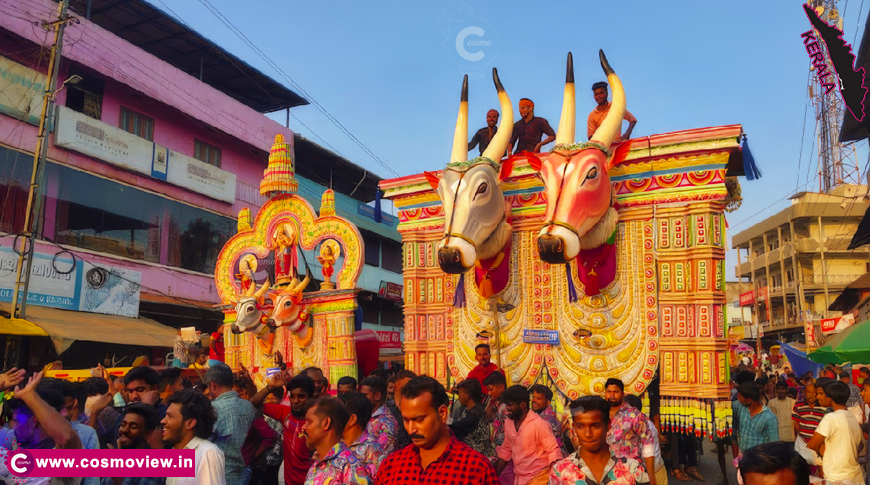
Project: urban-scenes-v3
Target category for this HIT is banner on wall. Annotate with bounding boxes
[0,55,46,125]
[0,242,141,317]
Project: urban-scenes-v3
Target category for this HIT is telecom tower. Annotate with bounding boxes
[810,0,860,192]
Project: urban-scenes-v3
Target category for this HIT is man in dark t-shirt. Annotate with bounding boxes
[509,98,555,155]
[469,109,499,155]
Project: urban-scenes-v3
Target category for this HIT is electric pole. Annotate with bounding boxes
[11,0,72,320]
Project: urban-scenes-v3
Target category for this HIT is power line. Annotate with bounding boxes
[179,0,400,177]
[730,181,814,230]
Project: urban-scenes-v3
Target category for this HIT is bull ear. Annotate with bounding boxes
[607,140,632,170]
[498,157,515,181]
[424,171,440,191]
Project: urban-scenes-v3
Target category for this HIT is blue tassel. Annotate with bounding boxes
[374,189,383,223]
[565,263,578,302]
[454,273,466,308]
[741,134,762,181]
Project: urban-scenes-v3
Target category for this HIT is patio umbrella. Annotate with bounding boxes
[734,342,754,353]
[809,318,870,365]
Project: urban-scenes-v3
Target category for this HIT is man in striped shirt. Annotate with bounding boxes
[792,382,825,468]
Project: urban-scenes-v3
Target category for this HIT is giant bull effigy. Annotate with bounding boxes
[380,51,743,438]
[214,134,363,389]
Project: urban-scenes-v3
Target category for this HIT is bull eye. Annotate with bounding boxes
[284,301,293,308]
[246,306,254,314]
[585,167,599,182]
[474,182,487,199]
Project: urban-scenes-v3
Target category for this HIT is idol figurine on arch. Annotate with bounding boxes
[317,239,340,290]
[271,222,299,286]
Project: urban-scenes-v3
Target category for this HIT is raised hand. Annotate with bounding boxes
[0,368,26,392]
[14,371,44,401]
[269,373,286,391]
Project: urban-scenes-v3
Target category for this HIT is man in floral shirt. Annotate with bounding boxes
[530,384,568,456]
[301,396,372,485]
[550,397,649,485]
[340,391,387,480]
[360,376,399,456]
[484,371,513,485]
[604,379,658,485]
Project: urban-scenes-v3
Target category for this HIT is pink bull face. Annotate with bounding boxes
[536,148,612,264]
[270,292,308,333]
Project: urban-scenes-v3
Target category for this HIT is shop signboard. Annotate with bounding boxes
[0,55,46,125]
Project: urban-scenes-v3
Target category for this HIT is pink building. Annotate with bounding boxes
[0,0,393,370]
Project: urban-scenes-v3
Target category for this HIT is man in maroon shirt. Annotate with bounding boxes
[508,98,555,155]
[375,376,498,485]
[251,373,315,485]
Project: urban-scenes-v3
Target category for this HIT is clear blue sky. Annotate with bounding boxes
[162,0,869,279]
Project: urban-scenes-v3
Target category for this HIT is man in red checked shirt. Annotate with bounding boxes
[375,376,498,485]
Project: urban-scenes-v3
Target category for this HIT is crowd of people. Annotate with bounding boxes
[1,343,859,485]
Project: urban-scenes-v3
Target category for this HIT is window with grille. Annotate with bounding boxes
[194,139,222,167]
[120,107,154,141]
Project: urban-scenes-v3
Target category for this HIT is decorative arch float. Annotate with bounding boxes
[380,51,746,439]
[214,134,364,389]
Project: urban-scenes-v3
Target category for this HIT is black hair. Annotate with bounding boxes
[456,379,483,404]
[823,381,850,406]
[604,378,624,392]
[124,367,159,387]
[501,385,530,406]
[591,81,608,91]
[360,376,387,402]
[396,370,418,381]
[734,371,756,385]
[739,441,809,485]
[482,371,506,388]
[62,381,88,412]
[339,392,373,430]
[337,376,358,389]
[302,367,323,377]
[369,369,391,381]
[474,343,491,353]
[166,390,217,439]
[787,388,798,399]
[400,376,449,410]
[204,363,234,388]
[287,374,315,398]
[519,97,534,105]
[859,367,870,376]
[623,394,643,412]
[530,384,553,402]
[83,376,109,396]
[737,382,762,402]
[569,396,611,425]
[775,381,788,390]
[755,376,769,387]
[124,403,160,431]
[304,396,350,434]
[863,377,870,388]
[815,377,833,390]
[157,368,184,393]
[386,375,396,385]
[839,371,851,380]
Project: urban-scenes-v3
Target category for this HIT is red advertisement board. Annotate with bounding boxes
[376,330,402,349]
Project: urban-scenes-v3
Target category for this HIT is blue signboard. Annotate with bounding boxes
[522,329,560,345]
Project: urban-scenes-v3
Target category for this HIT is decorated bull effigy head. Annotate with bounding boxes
[533,51,631,264]
[229,278,271,335]
[425,69,515,274]
[268,270,311,333]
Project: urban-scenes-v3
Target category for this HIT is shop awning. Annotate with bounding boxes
[0,303,177,352]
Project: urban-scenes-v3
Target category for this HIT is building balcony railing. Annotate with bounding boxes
[801,274,861,286]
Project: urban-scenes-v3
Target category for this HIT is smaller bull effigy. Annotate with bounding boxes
[215,134,365,390]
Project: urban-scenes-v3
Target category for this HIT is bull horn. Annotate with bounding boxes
[451,75,469,164]
[293,272,310,295]
[254,279,271,300]
[244,282,256,297]
[554,52,576,147]
[590,50,625,150]
[482,68,513,163]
